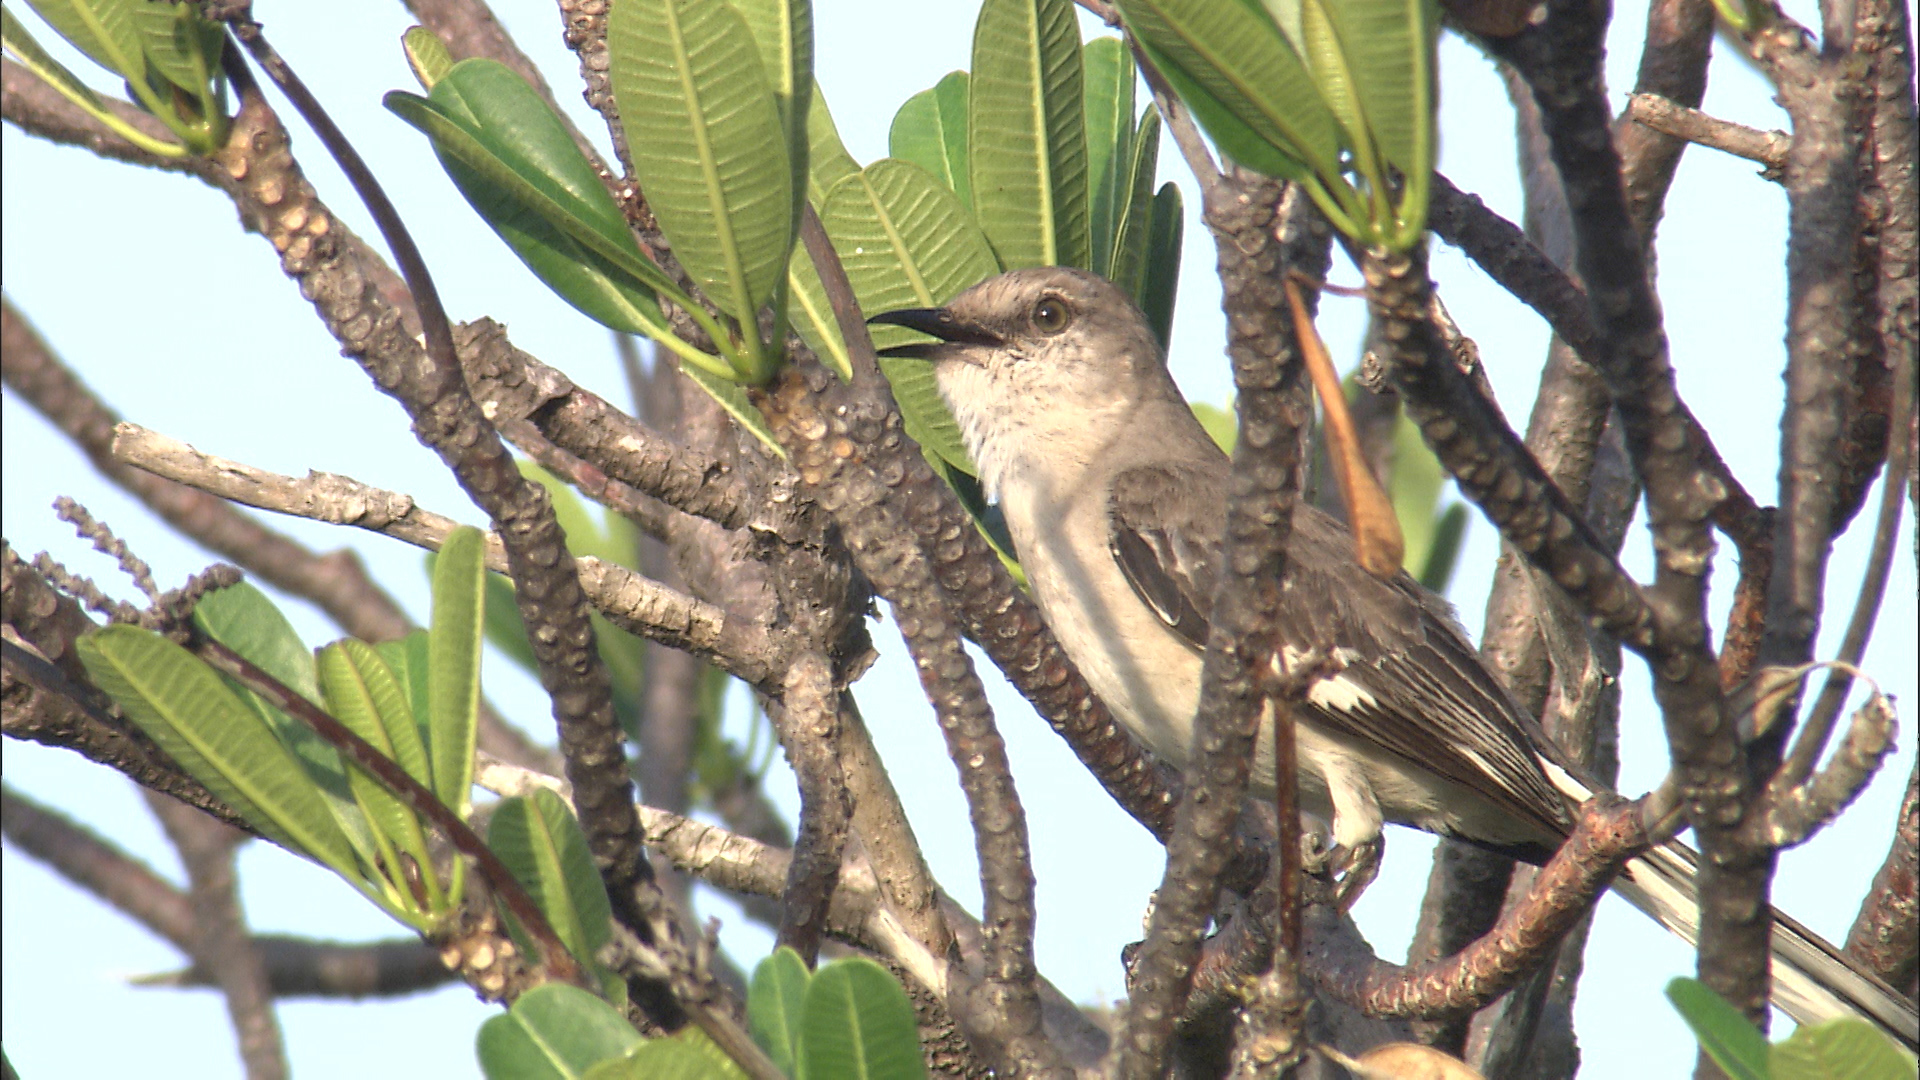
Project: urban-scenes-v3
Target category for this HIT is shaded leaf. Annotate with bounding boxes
[76,627,361,880]
[429,526,485,819]
[1107,104,1161,300]
[1138,180,1183,350]
[489,791,613,973]
[805,87,860,206]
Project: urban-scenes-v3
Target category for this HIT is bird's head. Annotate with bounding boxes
[870,267,1175,499]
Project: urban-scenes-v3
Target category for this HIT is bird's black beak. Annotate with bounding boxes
[868,307,1002,361]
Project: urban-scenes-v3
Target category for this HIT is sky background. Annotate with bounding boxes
[3,1,1914,1076]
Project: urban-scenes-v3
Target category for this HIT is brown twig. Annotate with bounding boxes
[1,783,455,997]
[145,794,288,1080]
[1625,94,1789,174]
[107,423,789,689]
[1311,797,1645,1018]
[1846,759,1920,994]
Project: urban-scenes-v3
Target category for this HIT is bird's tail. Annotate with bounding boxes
[1613,840,1919,1050]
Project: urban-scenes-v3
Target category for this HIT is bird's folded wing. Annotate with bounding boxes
[1109,466,1574,846]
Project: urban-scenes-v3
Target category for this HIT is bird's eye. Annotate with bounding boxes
[1032,297,1071,334]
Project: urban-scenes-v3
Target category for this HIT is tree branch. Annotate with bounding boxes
[1625,94,1789,173]
[1119,174,1322,1079]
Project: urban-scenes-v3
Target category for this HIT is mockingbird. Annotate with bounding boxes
[871,265,1918,1046]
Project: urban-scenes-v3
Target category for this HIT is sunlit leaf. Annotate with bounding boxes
[799,957,926,1080]
[748,947,811,1075]
[968,0,1088,269]
[890,71,973,211]
[489,790,613,972]
[428,526,485,819]
[1082,37,1135,278]
[477,983,641,1080]
[1667,978,1771,1080]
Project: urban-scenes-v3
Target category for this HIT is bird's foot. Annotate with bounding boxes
[1329,835,1384,909]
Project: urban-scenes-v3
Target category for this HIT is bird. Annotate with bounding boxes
[869,265,1919,1047]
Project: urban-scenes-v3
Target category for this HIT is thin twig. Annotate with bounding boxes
[1625,94,1789,173]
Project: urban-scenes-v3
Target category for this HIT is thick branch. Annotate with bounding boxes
[754,362,1067,1079]
[1847,759,1920,993]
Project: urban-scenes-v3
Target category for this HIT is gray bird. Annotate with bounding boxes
[871,265,1918,1046]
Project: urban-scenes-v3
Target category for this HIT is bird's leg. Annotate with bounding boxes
[1330,833,1384,909]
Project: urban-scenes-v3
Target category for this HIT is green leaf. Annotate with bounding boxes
[585,1028,749,1080]
[24,0,139,86]
[403,25,455,90]
[1106,104,1161,300]
[890,71,973,212]
[1081,37,1135,278]
[805,88,860,207]
[1417,501,1467,594]
[1,6,185,158]
[77,627,361,880]
[799,957,926,1080]
[1115,0,1342,181]
[192,584,379,867]
[608,0,795,370]
[1321,0,1437,188]
[1772,1018,1919,1080]
[1191,401,1236,453]
[678,360,789,456]
[748,947,812,1074]
[317,639,441,914]
[122,0,225,148]
[480,568,540,674]
[429,526,486,819]
[786,239,856,381]
[488,790,614,971]
[385,64,732,378]
[1667,978,1772,1080]
[727,0,813,248]
[1138,180,1183,350]
[822,160,1002,473]
[477,983,642,1080]
[375,629,434,759]
[967,0,1088,269]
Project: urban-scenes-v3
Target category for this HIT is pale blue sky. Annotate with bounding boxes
[3,1,1913,1077]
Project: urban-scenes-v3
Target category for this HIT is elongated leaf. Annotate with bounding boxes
[729,0,813,251]
[890,71,972,211]
[678,360,788,454]
[3,6,189,157]
[1139,180,1183,350]
[585,1028,748,1080]
[1387,398,1444,575]
[317,640,438,908]
[77,627,360,878]
[748,947,811,1074]
[375,629,434,758]
[124,0,219,98]
[192,585,379,866]
[608,0,794,346]
[786,242,856,380]
[1107,104,1161,299]
[800,957,926,1080]
[968,0,1088,269]
[1418,502,1467,593]
[477,983,641,1080]
[1297,0,1374,184]
[1667,978,1771,1080]
[429,526,485,818]
[319,638,433,790]
[1323,0,1436,178]
[1117,0,1340,179]
[805,88,860,207]
[24,0,140,85]
[1772,1018,1918,1080]
[489,790,613,970]
[822,160,1001,472]
[1081,37,1135,277]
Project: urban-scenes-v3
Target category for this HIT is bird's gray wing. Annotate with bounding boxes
[1109,464,1222,651]
[1109,475,1574,849]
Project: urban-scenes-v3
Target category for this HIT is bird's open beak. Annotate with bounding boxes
[868,307,1001,362]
